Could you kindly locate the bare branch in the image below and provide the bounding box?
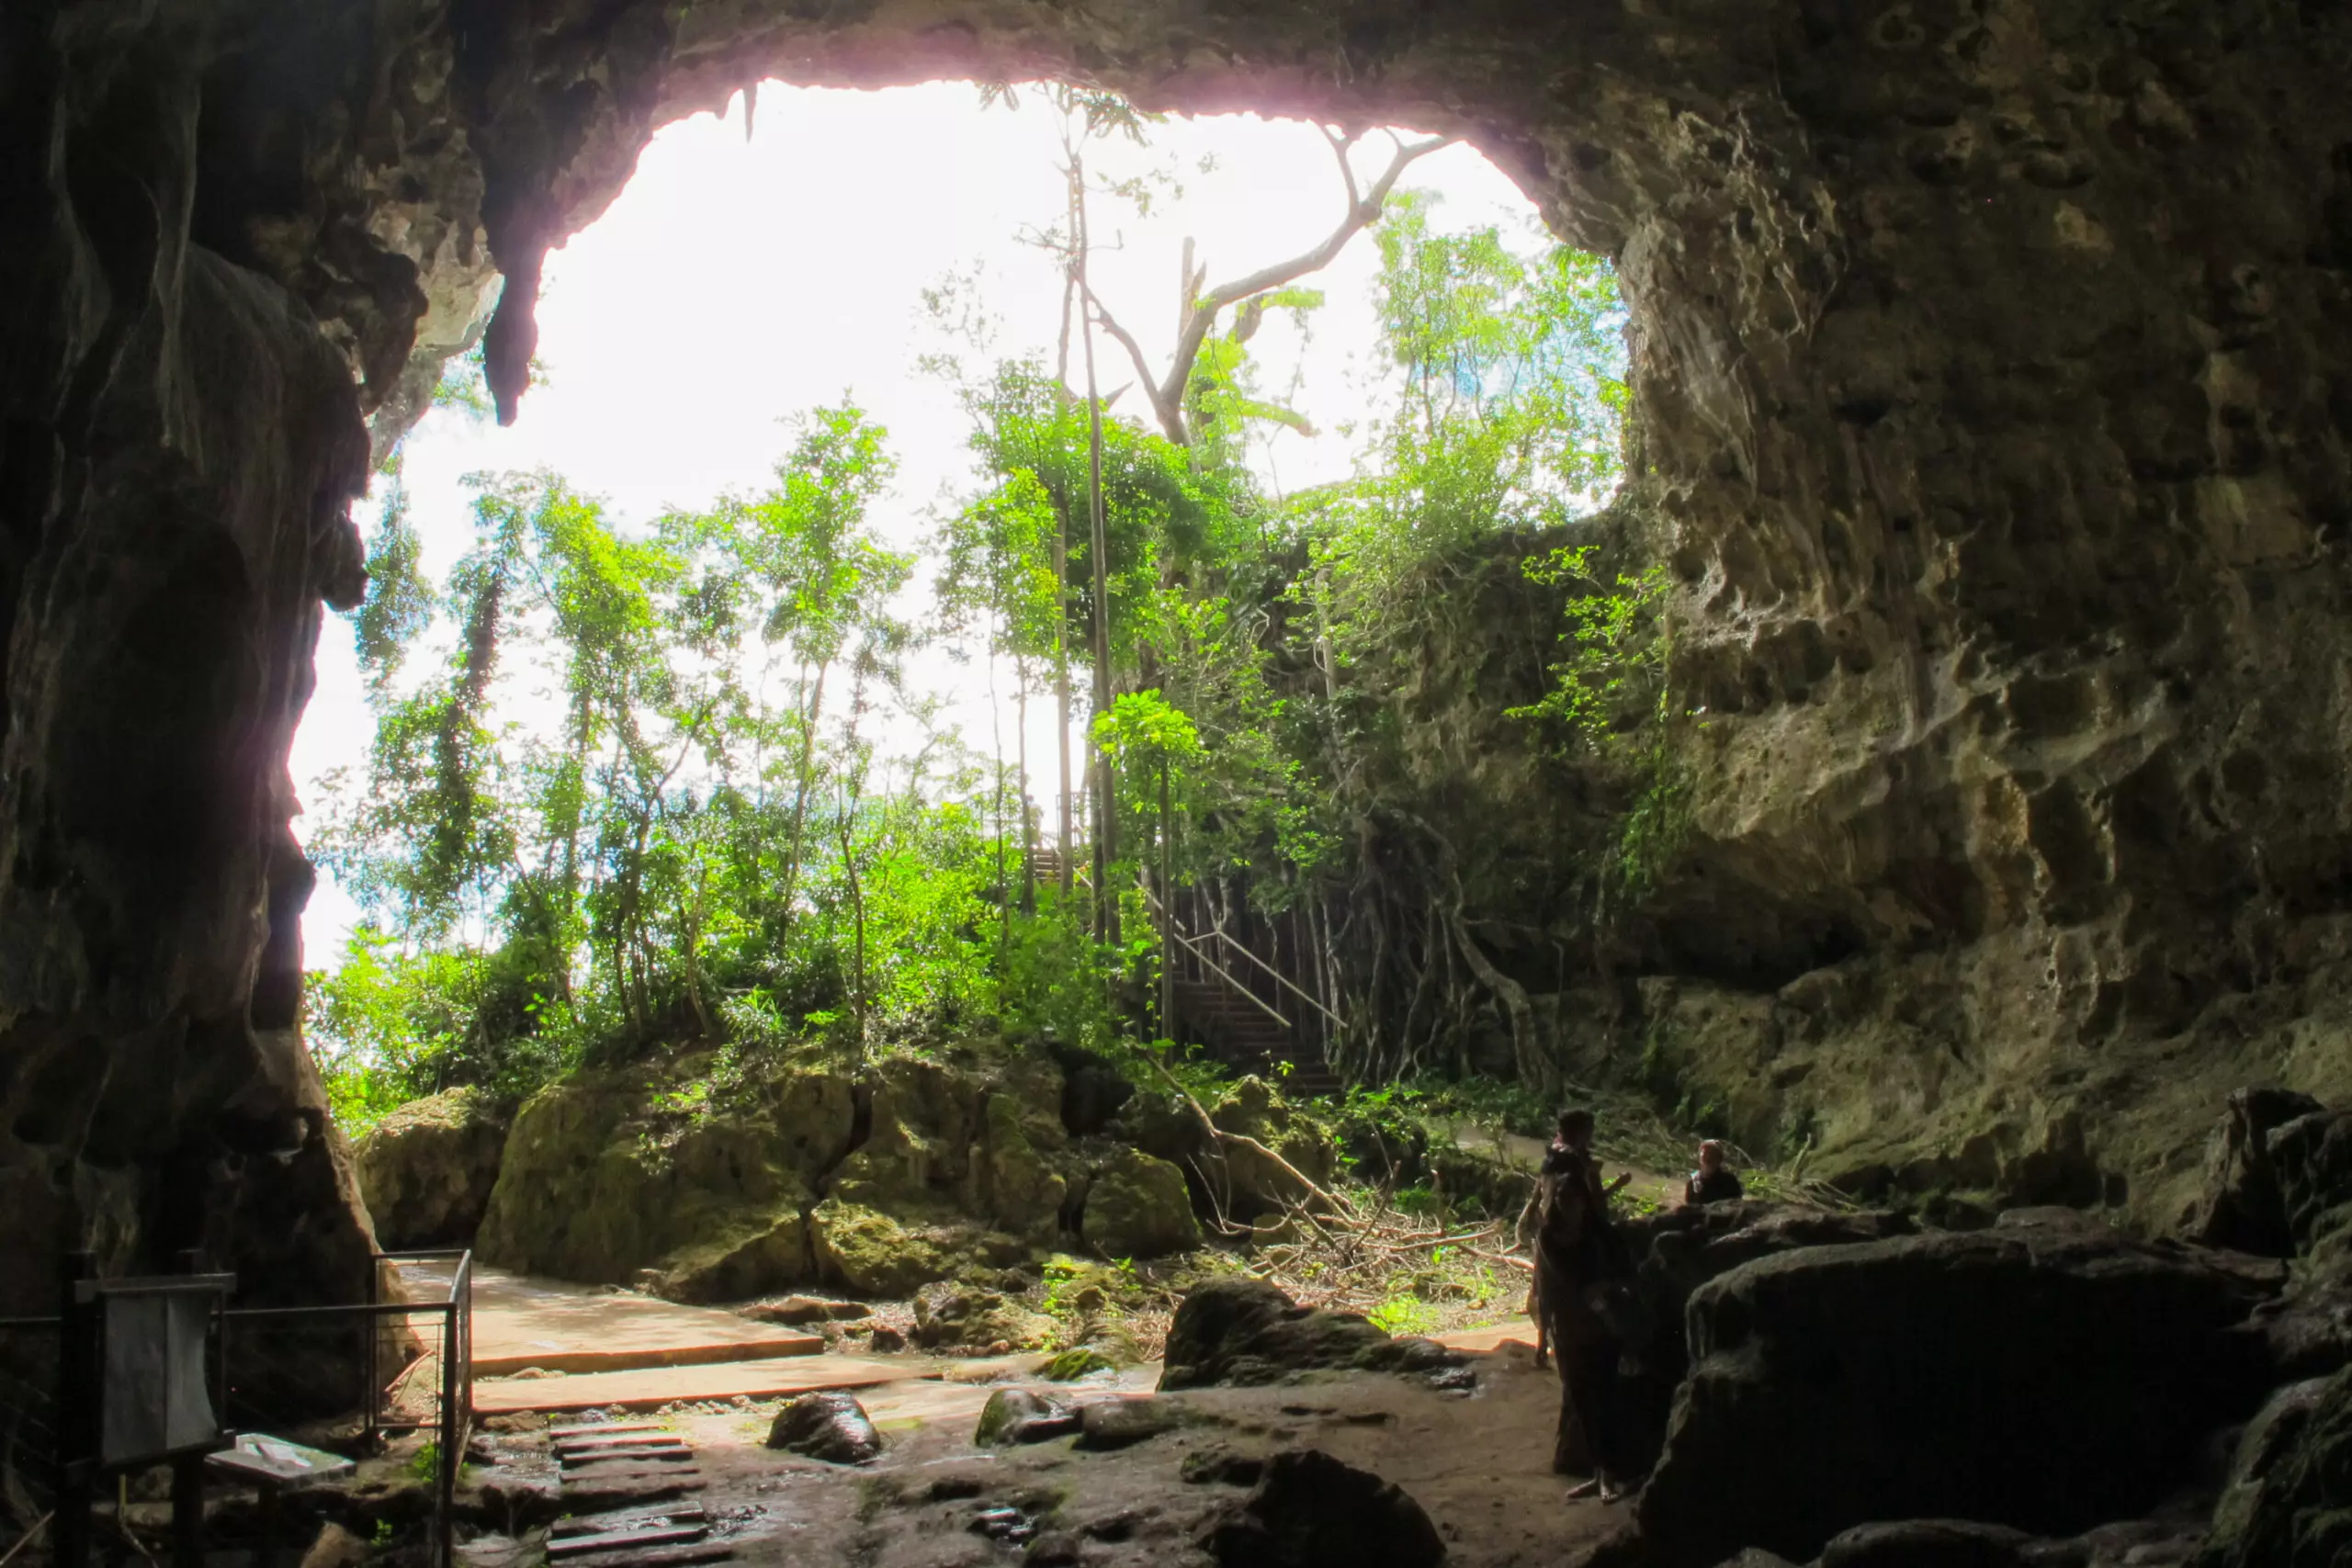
[1087,288,1187,444]
[1152,131,1455,441]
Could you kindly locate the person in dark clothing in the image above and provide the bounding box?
[1532,1108,1637,1501]
[1521,1111,1628,1369]
[1682,1139,1745,1206]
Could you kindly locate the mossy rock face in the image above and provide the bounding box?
[2195,1367,2352,1568]
[911,1280,1053,1352]
[981,1094,1069,1239]
[1082,1148,1200,1259]
[650,1209,811,1303]
[808,1200,947,1297]
[830,1056,988,1210]
[1040,1347,1115,1381]
[476,1067,853,1284]
[356,1088,510,1248]
[1211,1077,1337,1216]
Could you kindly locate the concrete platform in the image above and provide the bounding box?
[473,1354,928,1415]
[398,1263,821,1376]
[1434,1322,1537,1355]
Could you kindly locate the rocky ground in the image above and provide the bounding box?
[330,1060,2352,1568]
[457,1338,1608,1568]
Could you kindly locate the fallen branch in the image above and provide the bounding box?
[1138,1049,1358,1220]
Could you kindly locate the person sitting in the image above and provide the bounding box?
[1682,1139,1745,1206]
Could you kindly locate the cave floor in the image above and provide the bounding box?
[469,1331,1624,1568]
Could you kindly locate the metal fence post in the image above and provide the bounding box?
[52,1251,95,1568]
[363,1255,379,1457]
[437,1292,458,1568]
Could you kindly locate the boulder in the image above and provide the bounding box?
[911,1280,1053,1352]
[1122,1078,1341,1224]
[1077,1396,1182,1450]
[1159,1277,1462,1391]
[1621,1201,1916,1380]
[2206,1376,2335,1550]
[356,1089,511,1248]
[2185,1088,2327,1256]
[1209,1079,1340,1220]
[646,1211,809,1304]
[2247,1284,2352,1381]
[1816,1520,2035,1568]
[1082,1148,1201,1259]
[1634,1221,2285,1567]
[741,1294,868,1325]
[974,1388,1081,1446]
[1040,1348,1116,1381]
[766,1391,884,1464]
[978,1092,1069,1240]
[2269,1109,2352,1281]
[827,1055,988,1211]
[1198,1449,1445,1568]
[476,1066,853,1285]
[808,1201,946,1298]
[2193,1364,2352,1568]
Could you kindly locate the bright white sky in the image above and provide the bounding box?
[291,82,1546,964]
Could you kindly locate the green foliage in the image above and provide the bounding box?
[314,118,1662,1132]
[1366,1294,1441,1337]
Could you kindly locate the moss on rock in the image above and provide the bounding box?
[1082,1148,1200,1259]
[476,1066,853,1287]
[809,1200,947,1297]
[981,1093,1069,1240]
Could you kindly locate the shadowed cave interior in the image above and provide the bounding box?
[4,3,2352,1566]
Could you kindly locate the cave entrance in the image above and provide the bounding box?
[296,78,1622,1131]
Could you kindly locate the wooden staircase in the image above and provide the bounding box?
[1015,844,1346,1099]
[1169,973,1343,1098]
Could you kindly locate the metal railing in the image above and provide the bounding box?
[0,1251,472,1568]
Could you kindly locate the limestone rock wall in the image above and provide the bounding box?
[0,7,375,1308]
[4,0,2350,1283]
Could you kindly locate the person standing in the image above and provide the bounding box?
[1532,1108,1635,1501]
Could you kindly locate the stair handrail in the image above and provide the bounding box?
[1148,886,1342,1031]
[1164,922,1294,1033]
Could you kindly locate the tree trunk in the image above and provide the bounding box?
[778,660,830,932]
[1073,149,1119,945]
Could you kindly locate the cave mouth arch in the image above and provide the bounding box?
[9,0,2349,1314]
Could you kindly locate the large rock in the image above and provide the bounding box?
[2185,1088,2327,1256]
[978,1091,1069,1240]
[1634,1220,2286,1567]
[807,1200,945,1298]
[356,1089,511,1248]
[765,1391,883,1464]
[1159,1277,1461,1391]
[476,1066,854,1288]
[1608,1201,1921,1472]
[826,1056,985,1212]
[1125,1078,1340,1224]
[911,1280,1052,1352]
[974,1387,1080,1446]
[1198,1449,1445,1568]
[2194,1365,2352,1568]
[1082,1148,1201,1259]
[2269,1109,2352,1282]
